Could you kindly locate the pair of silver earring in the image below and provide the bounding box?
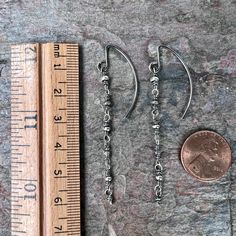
[97,45,193,204]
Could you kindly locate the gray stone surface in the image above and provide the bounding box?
[0,0,236,235]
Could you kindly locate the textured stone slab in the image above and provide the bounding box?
[0,0,236,235]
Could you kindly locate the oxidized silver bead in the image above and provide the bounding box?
[107,195,113,205]
[151,100,159,105]
[103,80,109,86]
[104,100,112,106]
[155,196,162,202]
[156,175,163,181]
[104,126,111,132]
[101,75,109,82]
[105,176,112,182]
[104,149,110,156]
[104,121,110,126]
[103,122,111,131]
[152,110,159,119]
[150,76,159,83]
[104,145,110,151]
[152,124,160,129]
[155,154,161,160]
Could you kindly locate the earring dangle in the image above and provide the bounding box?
[149,45,193,203]
[97,45,138,204]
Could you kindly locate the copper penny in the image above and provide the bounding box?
[181,130,232,181]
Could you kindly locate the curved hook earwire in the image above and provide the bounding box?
[98,44,138,119]
[155,45,193,119]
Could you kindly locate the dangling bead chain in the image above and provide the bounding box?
[150,73,163,203]
[100,73,113,204]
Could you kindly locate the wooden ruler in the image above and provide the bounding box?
[11,43,80,236]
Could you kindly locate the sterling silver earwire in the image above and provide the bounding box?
[97,45,138,204]
[149,45,193,203]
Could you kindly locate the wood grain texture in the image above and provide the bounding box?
[0,0,235,236]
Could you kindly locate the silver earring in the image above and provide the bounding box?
[97,45,138,204]
[149,45,193,203]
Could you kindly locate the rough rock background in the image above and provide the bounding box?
[0,0,236,235]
